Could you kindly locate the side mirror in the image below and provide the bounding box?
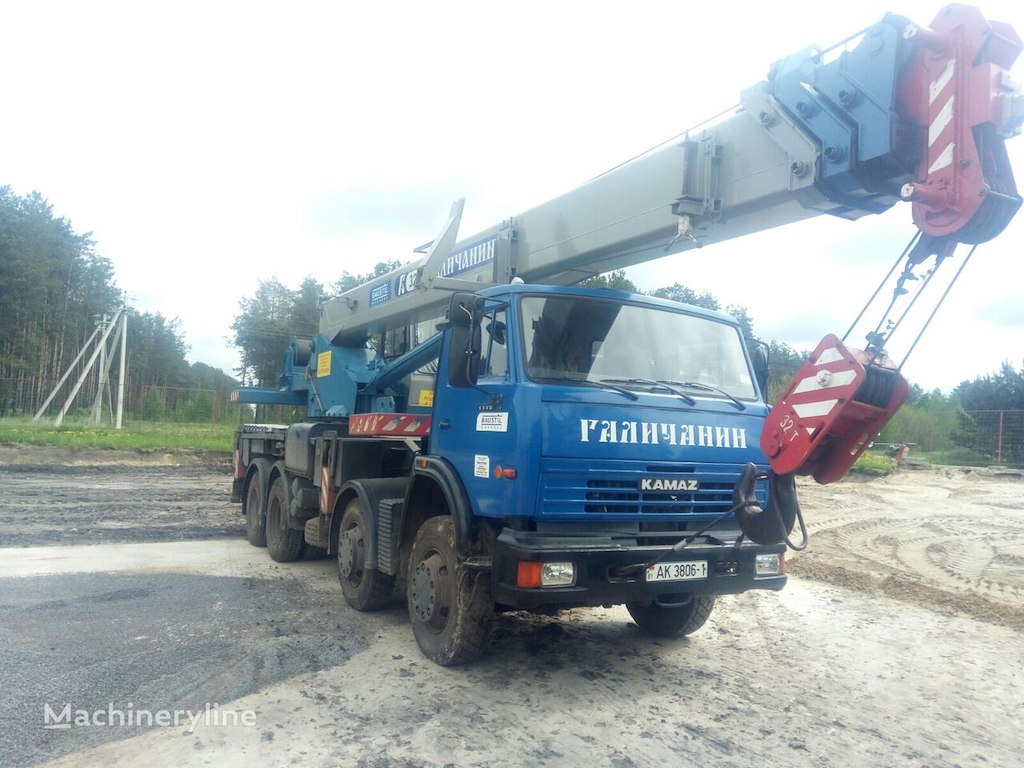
[447,292,482,387]
[752,342,770,400]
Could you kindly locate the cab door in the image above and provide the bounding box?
[429,305,520,519]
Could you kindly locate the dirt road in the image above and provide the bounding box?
[1,447,1021,768]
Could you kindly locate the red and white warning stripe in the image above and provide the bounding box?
[320,465,332,515]
[926,57,956,176]
[785,345,860,425]
[348,413,432,437]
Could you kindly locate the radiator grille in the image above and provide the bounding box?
[539,459,765,520]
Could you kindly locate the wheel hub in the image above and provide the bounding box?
[411,553,450,628]
[339,528,362,581]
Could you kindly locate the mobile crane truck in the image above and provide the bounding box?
[232,4,1022,665]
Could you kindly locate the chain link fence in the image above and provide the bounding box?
[0,378,236,425]
[951,409,1024,466]
[873,408,1024,468]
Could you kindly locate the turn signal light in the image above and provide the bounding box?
[517,561,542,588]
[494,466,517,479]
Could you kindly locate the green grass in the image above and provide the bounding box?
[0,418,236,452]
[852,451,896,475]
[914,448,994,467]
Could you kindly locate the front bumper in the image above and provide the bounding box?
[492,528,786,609]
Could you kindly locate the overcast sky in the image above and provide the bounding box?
[3,0,1022,393]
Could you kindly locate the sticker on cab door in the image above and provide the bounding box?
[476,412,508,432]
[474,455,490,478]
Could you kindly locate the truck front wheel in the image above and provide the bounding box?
[407,516,493,666]
[266,476,302,562]
[626,595,716,638]
[338,499,395,611]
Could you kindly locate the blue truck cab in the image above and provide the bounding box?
[423,284,785,633]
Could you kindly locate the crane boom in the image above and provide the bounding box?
[320,4,1021,349]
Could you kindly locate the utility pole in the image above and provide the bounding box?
[89,315,109,425]
[32,325,102,422]
[34,304,129,428]
[51,309,123,427]
[116,310,127,429]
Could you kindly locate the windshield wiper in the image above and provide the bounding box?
[600,378,696,405]
[659,380,747,410]
[538,375,639,400]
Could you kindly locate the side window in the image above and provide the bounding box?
[480,309,508,380]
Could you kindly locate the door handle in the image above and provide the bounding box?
[437,419,451,430]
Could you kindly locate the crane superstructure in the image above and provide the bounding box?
[232,4,1022,664]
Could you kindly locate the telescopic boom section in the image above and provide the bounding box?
[764,4,1022,483]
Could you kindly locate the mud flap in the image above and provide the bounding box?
[732,463,807,550]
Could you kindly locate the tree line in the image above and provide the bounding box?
[230,261,400,386]
[0,187,235,420]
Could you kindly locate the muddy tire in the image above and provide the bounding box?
[407,516,492,666]
[266,476,302,563]
[626,595,715,638]
[338,498,395,611]
[243,461,269,547]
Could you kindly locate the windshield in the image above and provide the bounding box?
[520,295,757,399]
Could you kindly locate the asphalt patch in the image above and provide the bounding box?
[0,571,367,767]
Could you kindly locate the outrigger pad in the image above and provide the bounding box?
[732,463,799,546]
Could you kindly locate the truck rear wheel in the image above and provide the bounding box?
[338,498,395,611]
[407,516,492,666]
[626,595,715,638]
[266,476,302,562]
[242,459,270,547]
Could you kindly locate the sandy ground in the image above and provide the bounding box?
[1,446,1022,768]
[789,463,1024,631]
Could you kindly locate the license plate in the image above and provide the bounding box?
[645,561,708,582]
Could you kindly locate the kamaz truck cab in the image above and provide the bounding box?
[429,283,783,622]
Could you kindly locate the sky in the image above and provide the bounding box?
[2,0,1022,393]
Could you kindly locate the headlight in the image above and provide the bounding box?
[755,553,782,576]
[540,562,576,587]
